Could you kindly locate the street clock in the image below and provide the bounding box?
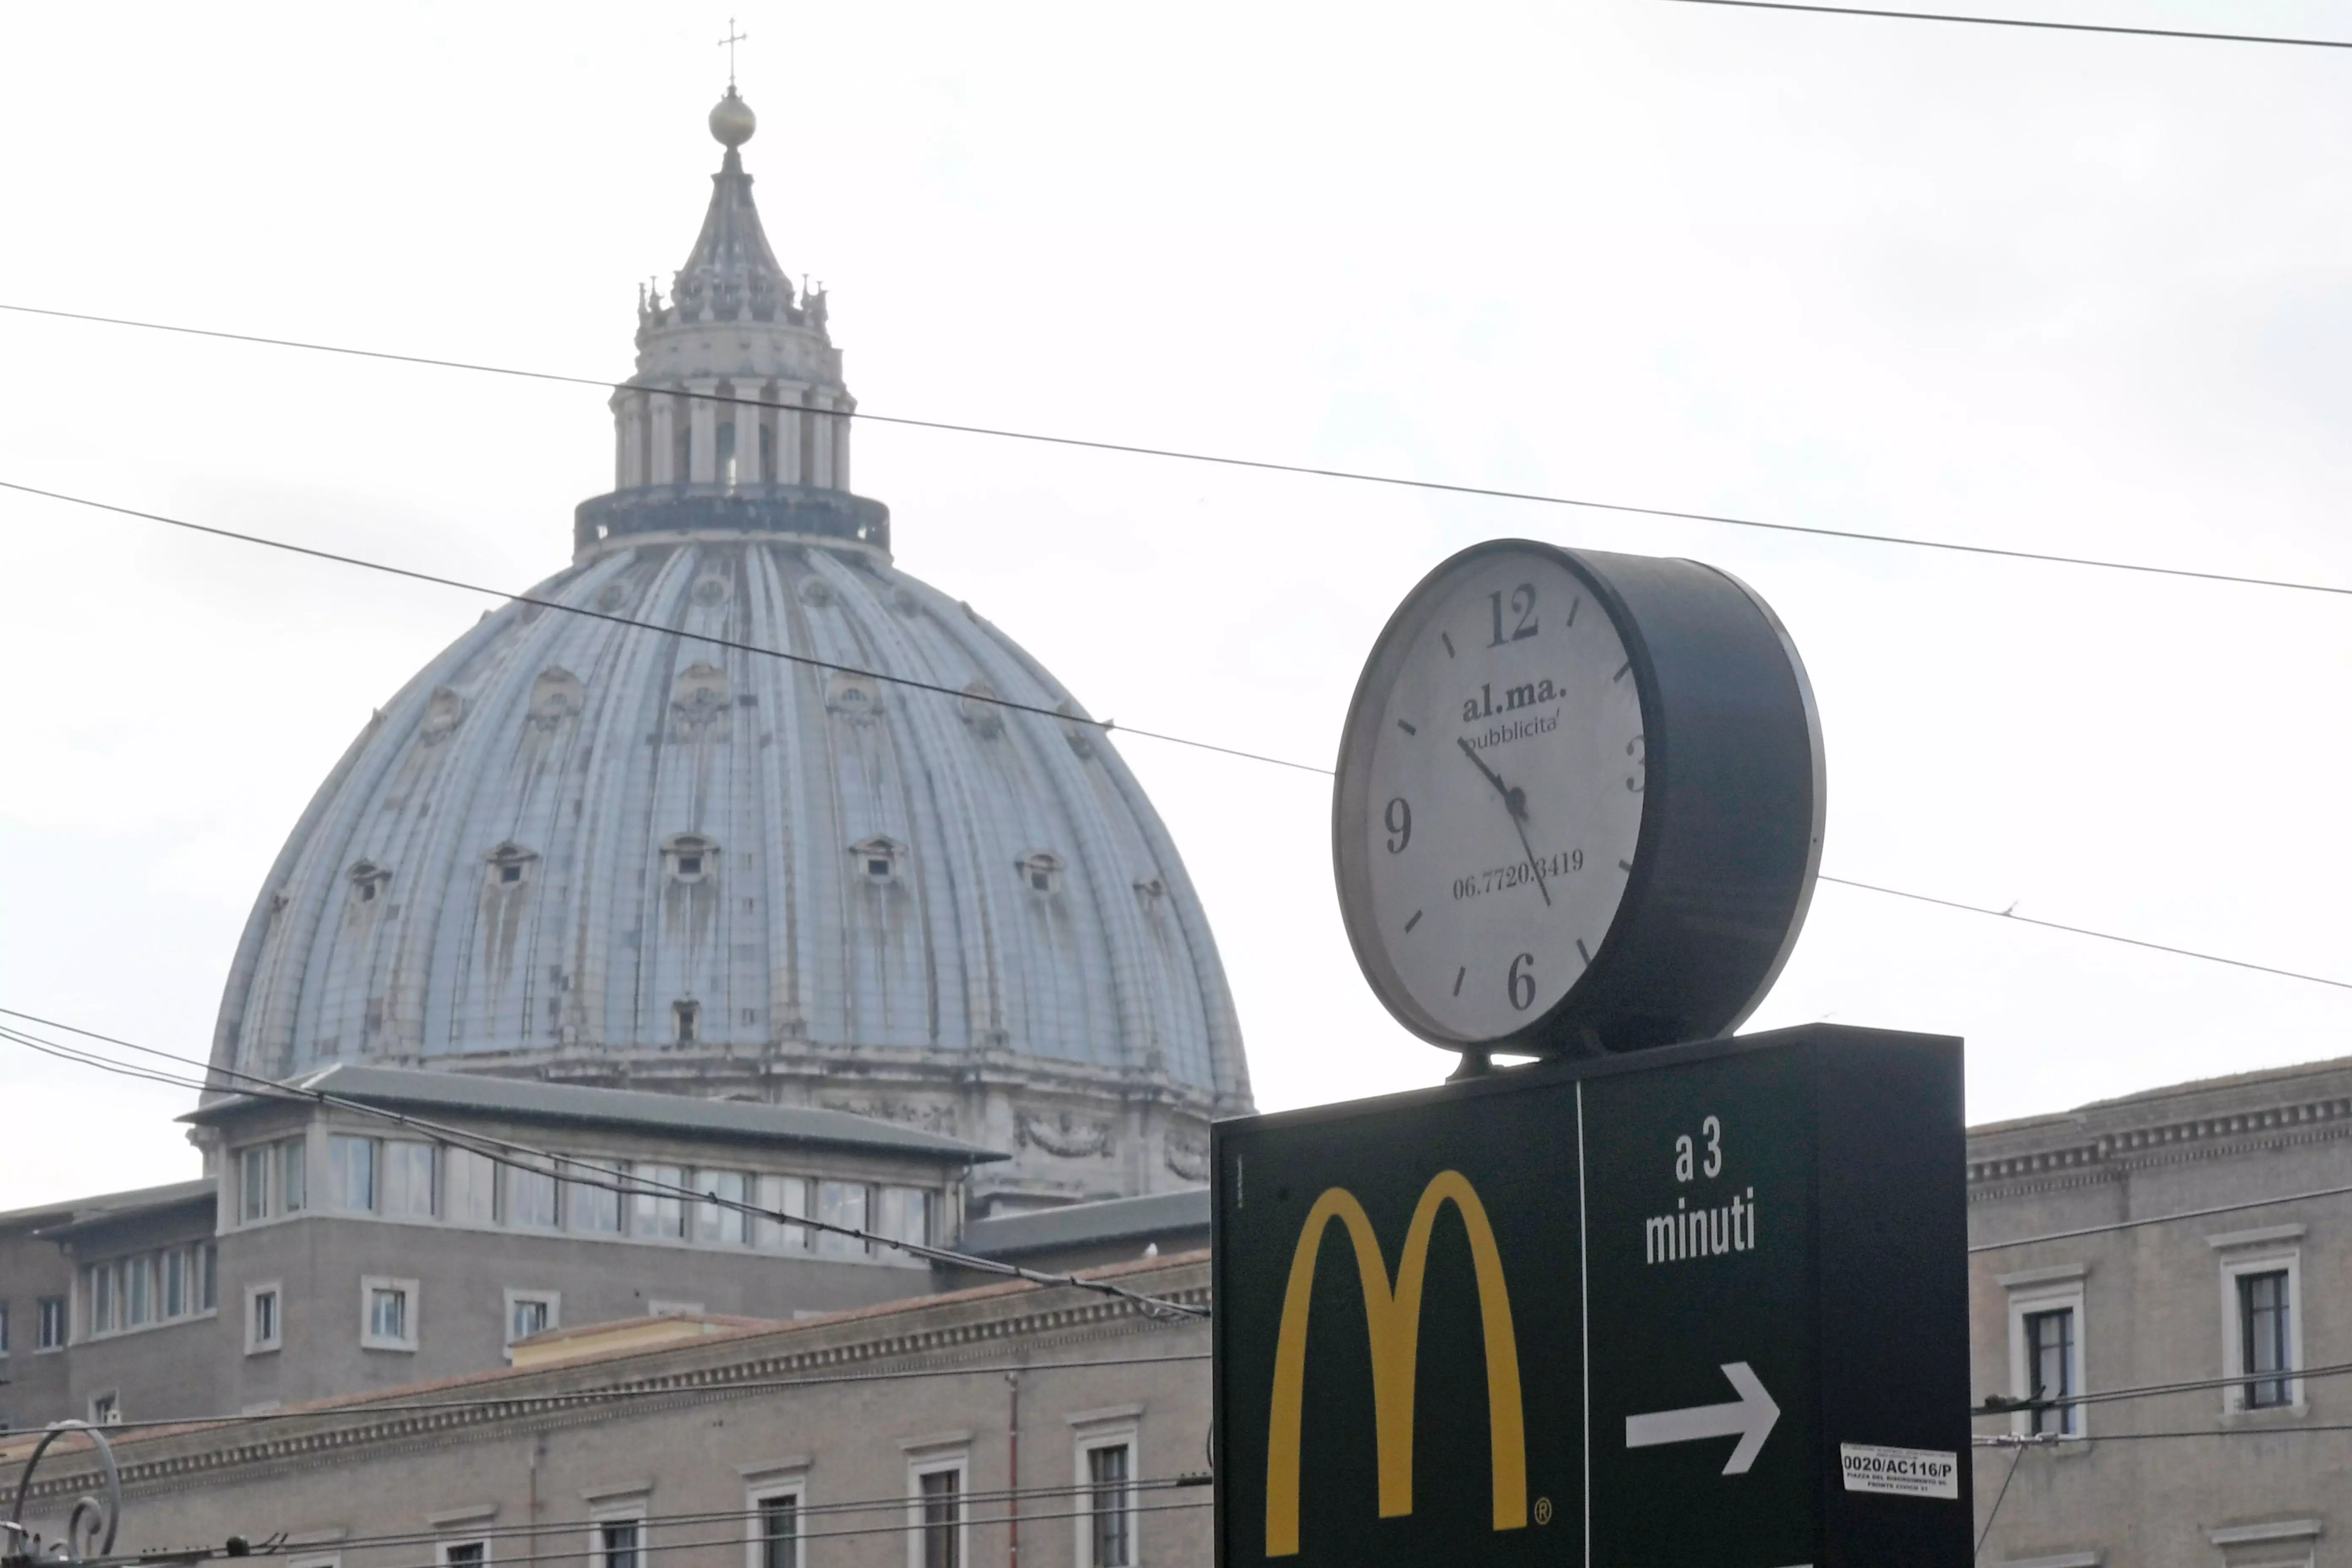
[1332,539,1825,1060]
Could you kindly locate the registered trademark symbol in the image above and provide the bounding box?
[1533,1497,1554,1525]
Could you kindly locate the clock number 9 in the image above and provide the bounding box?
[1507,952,1536,1010]
[1384,798,1412,854]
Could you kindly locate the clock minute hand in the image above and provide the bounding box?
[1457,738,1552,908]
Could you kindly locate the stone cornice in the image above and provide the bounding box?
[4,1265,1211,1507]
[1968,1092,2352,1200]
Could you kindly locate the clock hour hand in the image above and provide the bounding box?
[1457,738,1552,907]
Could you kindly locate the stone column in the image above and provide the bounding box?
[832,398,852,493]
[616,392,647,489]
[772,384,804,486]
[687,379,719,484]
[733,382,765,485]
[808,394,835,490]
[650,391,678,485]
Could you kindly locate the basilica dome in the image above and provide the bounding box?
[207,93,1251,1211]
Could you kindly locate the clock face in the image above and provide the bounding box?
[1339,544,1647,1046]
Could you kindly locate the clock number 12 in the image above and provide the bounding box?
[1487,585,1538,647]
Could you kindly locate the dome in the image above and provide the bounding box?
[207,95,1251,1209]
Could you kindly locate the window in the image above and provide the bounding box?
[596,1519,642,1568]
[664,835,717,884]
[1070,1415,1140,1568]
[818,1180,868,1259]
[88,1263,117,1335]
[853,838,903,882]
[362,1277,419,1351]
[508,1161,561,1230]
[2214,1229,2305,1414]
[569,1159,624,1234]
[1017,851,1064,896]
[1086,1443,1132,1568]
[280,1137,308,1213]
[2022,1309,2076,1436]
[383,1141,437,1219]
[694,1171,749,1245]
[2241,1270,2292,1408]
[240,1144,272,1222]
[876,1187,933,1253]
[504,1290,559,1350]
[38,1297,66,1350]
[755,1175,811,1252]
[198,1243,218,1312]
[440,1543,487,1568]
[331,1134,378,1211]
[246,1284,282,1354]
[445,1146,500,1227]
[0,1303,9,1356]
[89,1391,120,1426]
[126,1255,152,1328]
[751,1494,800,1568]
[164,1247,187,1318]
[915,1468,962,1568]
[673,1001,700,1045]
[2000,1265,2087,1439]
[632,1164,685,1239]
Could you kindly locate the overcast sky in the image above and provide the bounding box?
[3,0,2349,1210]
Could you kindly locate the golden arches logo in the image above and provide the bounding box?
[1263,1170,1527,1557]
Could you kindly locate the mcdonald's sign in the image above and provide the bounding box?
[1212,1023,1975,1568]
[1263,1171,1525,1556]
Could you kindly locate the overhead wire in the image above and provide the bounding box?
[0,1010,1211,1322]
[7,481,2350,1001]
[1649,0,2352,50]
[1972,1356,2352,1417]
[1818,876,2352,993]
[0,479,1328,779]
[1969,1178,2352,1252]
[5,302,2352,602]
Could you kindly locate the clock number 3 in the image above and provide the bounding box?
[1384,797,1412,853]
[1625,733,1646,793]
[1506,952,1536,1010]
[1487,584,1539,647]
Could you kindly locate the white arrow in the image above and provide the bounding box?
[1623,1361,1782,1475]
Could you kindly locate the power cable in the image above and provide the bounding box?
[0,479,1329,778]
[10,481,2352,999]
[1970,1179,2352,1253]
[1818,876,2352,992]
[1973,1356,2352,1417]
[1974,1441,2025,1560]
[1650,0,2352,50]
[1980,1423,2352,1445]
[6,302,2352,602]
[0,1012,1210,1322]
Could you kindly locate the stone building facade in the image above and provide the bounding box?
[0,1067,995,1431]
[2,1255,1211,1568]
[1968,1055,2352,1568]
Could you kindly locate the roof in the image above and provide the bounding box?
[959,1187,1209,1257]
[1966,1052,2352,1141]
[180,1063,1003,1163]
[0,1177,215,1237]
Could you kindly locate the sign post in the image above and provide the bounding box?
[1211,1023,1971,1568]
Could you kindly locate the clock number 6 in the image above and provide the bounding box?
[1506,952,1536,1010]
[1384,798,1412,853]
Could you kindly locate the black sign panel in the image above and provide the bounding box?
[1211,1024,1970,1568]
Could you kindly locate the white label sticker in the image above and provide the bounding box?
[1839,1442,1959,1499]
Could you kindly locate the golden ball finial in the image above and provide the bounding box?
[710,89,756,149]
